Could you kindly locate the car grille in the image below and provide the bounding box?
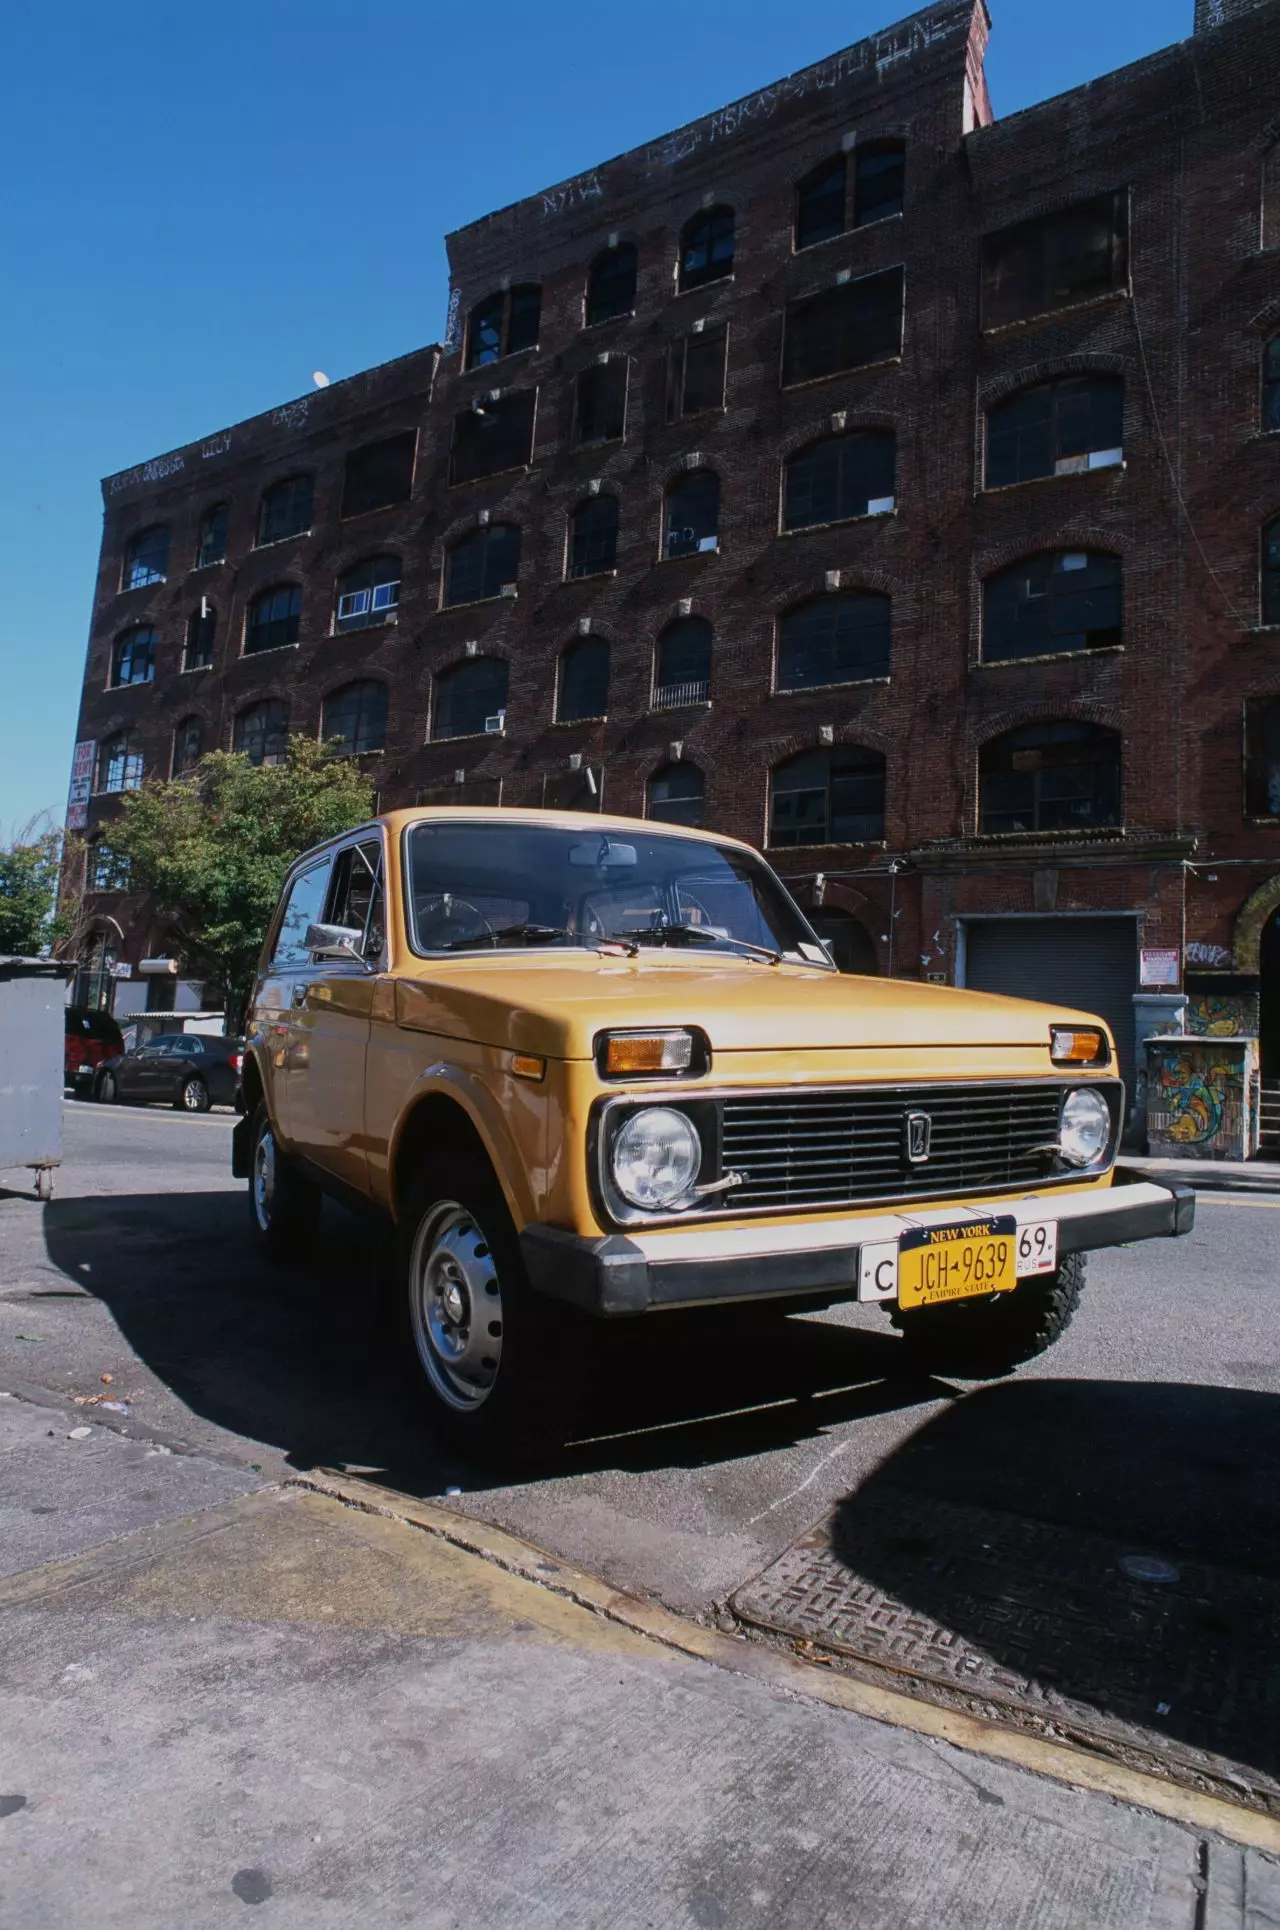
[718,1082,1070,1212]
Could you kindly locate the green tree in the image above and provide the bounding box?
[0,828,73,957]
[108,738,374,1021]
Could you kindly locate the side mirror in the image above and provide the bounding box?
[304,922,365,962]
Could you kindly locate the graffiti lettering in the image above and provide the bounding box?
[1184,940,1233,968]
[108,451,185,494]
[201,434,231,460]
[541,172,603,217]
[443,286,462,351]
[271,399,310,430]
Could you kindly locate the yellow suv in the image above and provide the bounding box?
[233,808,1193,1449]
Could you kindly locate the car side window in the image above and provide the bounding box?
[173,1037,200,1057]
[325,840,385,961]
[271,860,332,969]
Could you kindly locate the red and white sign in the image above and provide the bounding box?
[66,740,96,831]
[1140,947,1181,988]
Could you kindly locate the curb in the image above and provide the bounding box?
[293,1469,1280,1860]
[1124,1160,1280,1196]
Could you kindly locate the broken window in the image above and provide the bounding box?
[783,431,896,530]
[568,496,618,578]
[122,524,169,590]
[777,593,892,688]
[465,285,541,368]
[172,716,204,777]
[586,244,637,325]
[257,475,313,547]
[854,141,905,227]
[983,552,1122,662]
[184,603,216,670]
[782,268,904,387]
[986,375,1124,487]
[770,748,886,847]
[982,193,1129,330]
[668,327,727,419]
[335,555,400,632]
[341,433,416,517]
[88,844,131,891]
[96,732,143,794]
[795,156,846,251]
[1245,697,1280,816]
[444,525,521,607]
[234,699,289,768]
[1264,339,1280,432]
[245,584,301,654]
[663,470,719,559]
[679,206,734,291]
[647,762,705,828]
[433,658,509,741]
[979,722,1121,835]
[575,360,628,444]
[653,617,712,709]
[449,390,536,483]
[110,626,156,687]
[195,503,228,569]
[556,636,610,723]
[322,680,388,756]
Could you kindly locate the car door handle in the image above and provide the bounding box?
[291,983,308,1009]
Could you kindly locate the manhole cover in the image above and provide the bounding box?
[731,1488,1280,1811]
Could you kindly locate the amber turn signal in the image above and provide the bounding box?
[1050,1026,1108,1066]
[603,1031,695,1076]
[509,1052,546,1081]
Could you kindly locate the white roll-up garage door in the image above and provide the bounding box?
[962,918,1138,1081]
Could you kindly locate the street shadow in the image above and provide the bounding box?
[818,1377,1280,1787]
[37,1188,941,1495]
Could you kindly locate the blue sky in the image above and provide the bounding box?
[0,0,1189,835]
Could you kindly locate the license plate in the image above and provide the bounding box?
[1016,1219,1058,1276]
[897,1216,1018,1310]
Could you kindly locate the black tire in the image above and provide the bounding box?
[246,1102,320,1261]
[894,1254,1086,1380]
[176,1075,211,1114]
[395,1156,581,1458]
[96,1071,118,1104]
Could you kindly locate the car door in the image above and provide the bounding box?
[169,1036,204,1100]
[256,856,334,1146]
[285,835,384,1194]
[129,1037,173,1099]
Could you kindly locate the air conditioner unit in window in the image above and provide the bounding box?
[371,580,400,610]
[484,711,506,734]
[337,590,371,619]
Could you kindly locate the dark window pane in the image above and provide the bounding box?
[335,555,400,632]
[322,681,388,755]
[341,433,416,518]
[982,193,1128,330]
[449,390,536,483]
[123,525,169,590]
[466,293,504,369]
[854,143,905,227]
[796,157,846,250]
[647,762,705,827]
[664,471,719,559]
[557,637,610,722]
[983,552,1122,662]
[444,526,521,607]
[97,734,143,794]
[586,244,637,325]
[654,618,712,708]
[670,327,727,419]
[184,604,216,669]
[257,476,313,545]
[111,627,156,687]
[433,658,509,741]
[507,284,542,354]
[679,207,735,290]
[1245,698,1280,816]
[575,361,627,444]
[1265,519,1280,625]
[777,594,892,687]
[979,722,1121,835]
[568,496,618,578]
[173,717,204,776]
[466,286,541,367]
[782,268,904,387]
[1265,338,1280,432]
[986,375,1124,488]
[234,700,289,768]
[245,584,302,654]
[770,748,885,846]
[195,504,228,569]
[783,432,896,530]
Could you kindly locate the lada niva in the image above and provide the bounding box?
[233,808,1194,1449]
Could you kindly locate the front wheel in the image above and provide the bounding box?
[894,1254,1086,1380]
[96,1071,117,1104]
[177,1075,210,1113]
[247,1103,320,1261]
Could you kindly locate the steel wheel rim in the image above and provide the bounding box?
[183,1078,206,1111]
[408,1200,503,1412]
[253,1126,276,1232]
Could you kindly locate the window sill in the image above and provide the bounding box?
[980,286,1130,339]
[673,274,735,300]
[778,506,896,537]
[790,211,903,259]
[439,590,518,614]
[1250,625,1280,636]
[564,567,619,585]
[583,310,636,332]
[659,543,720,563]
[766,838,888,855]
[573,434,626,453]
[461,344,538,377]
[240,640,301,659]
[430,729,506,745]
[253,530,313,550]
[179,662,214,675]
[1244,815,1280,826]
[980,457,1125,495]
[332,617,399,639]
[187,560,226,575]
[647,699,711,716]
[972,825,1126,846]
[340,500,413,523]
[774,675,891,695]
[119,578,167,595]
[972,644,1124,671]
[447,463,532,489]
[781,354,902,394]
[106,680,156,693]
[551,714,608,728]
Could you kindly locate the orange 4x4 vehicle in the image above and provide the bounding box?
[234,808,1193,1449]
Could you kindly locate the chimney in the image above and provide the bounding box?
[1195,0,1273,30]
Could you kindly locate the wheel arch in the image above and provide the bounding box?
[388,1073,533,1230]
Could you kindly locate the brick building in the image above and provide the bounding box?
[67,0,1280,1131]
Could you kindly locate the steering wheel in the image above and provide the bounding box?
[415,894,497,949]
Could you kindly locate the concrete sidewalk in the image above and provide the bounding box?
[1,1397,1278,1928]
[1126,1153,1280,1194]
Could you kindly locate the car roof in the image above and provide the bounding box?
[283,807,757,879]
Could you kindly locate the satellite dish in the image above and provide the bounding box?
[312,370,331,388]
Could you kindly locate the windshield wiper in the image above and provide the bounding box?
[443,923,568,952]
[607,923,781,965]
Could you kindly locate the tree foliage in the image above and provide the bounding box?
[0,828,72,957]
[107,739,374,1015]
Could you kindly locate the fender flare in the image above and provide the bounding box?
[387,1063,538,1229]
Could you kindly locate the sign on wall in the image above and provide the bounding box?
[1140,947,1181,988]
[65,740,95,830]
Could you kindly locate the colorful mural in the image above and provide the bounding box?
[1146,1040,1259,1159]
[1186,992,1260,1039]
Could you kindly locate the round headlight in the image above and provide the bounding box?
[1059,1087,1111,1167]
[611,1107,702,1209]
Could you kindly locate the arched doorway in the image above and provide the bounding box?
[808,907,879,975]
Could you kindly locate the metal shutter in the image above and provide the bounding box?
[962,918,1138,1080]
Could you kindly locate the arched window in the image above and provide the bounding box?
[807,908,879,975]
[979,722,1121,836]
[653,617,712,709]
[465,284,541,368]
[195,503,229,569]
[586,244,638,326]
[770,749,886,847]
[256,474,313,546]
[777,593,892,689]
[854,141,906,227]
[647,762,705,828]
[568,496,619,579]
[557,636,610,723]
[433,658,509,741]
[444,525,521,607]
[783,431,896,530]
[1246,697,1280,817]
[986,375,1124,488]
[983,552,1122,662]
[234,699,289,768]
[1265,519,1280,625]
[122,524,169,591]
[1265,339,1280,433]
[245,584,301,654]
[795,156,846,251]
[96,732,143,795]
[184,603,215,670]
[322,681,388,755]
[110,626,156,688]
[172,716,204,777]
[335,555,400,631]
[679,206,734,291]
[663,470,719,559]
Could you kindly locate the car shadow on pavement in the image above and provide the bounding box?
[37,1188,944,1494]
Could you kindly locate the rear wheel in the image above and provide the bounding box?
[894,1255,1086,1380]
[177,1075,210,1113]
[247,1102,320,1261]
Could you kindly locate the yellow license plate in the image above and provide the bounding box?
[898,1217,1018,1309]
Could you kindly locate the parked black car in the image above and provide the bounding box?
[95,1034,244,1112]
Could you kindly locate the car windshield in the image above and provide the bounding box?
[404,820,832,965]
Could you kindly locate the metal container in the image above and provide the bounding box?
[0,956,74,1199]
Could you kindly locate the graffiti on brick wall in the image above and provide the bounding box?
[108,451,185,495]
[1185,940,1233,968]
[201,434,231,460]
[541,172,603,217]
[1148,1046,1245,1149]
[271,399,310,430]
[1187,992,1259,1038]
[443,287,462,352]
